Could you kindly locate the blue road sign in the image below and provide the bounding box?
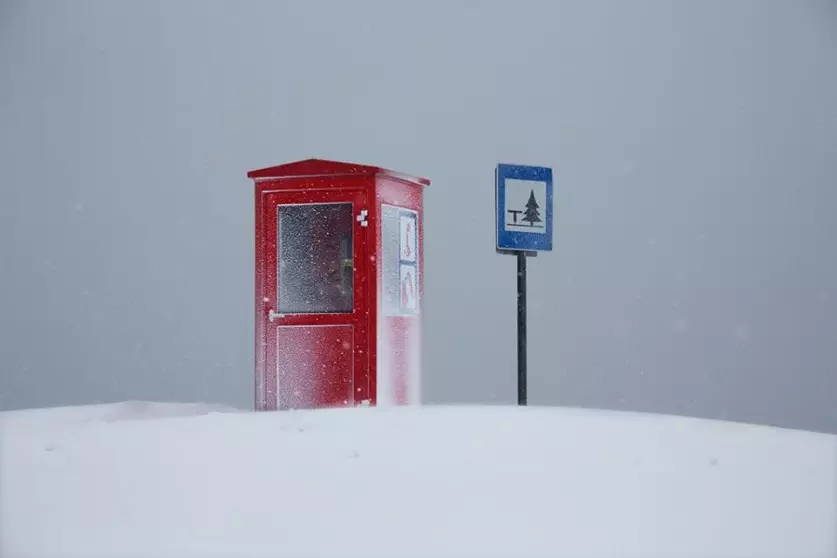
[496,163,553,252]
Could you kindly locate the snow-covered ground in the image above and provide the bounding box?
[1,401,835,558]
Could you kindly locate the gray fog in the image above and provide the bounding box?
[2,1,836,434]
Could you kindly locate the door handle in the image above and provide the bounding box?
[268,309,284,322]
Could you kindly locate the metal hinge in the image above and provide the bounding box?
[356,209,368,227]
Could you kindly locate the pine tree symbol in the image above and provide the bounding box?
[522,190,542,226]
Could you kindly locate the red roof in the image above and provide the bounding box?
[246,158,430,187]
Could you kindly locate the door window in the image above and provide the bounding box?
[277,203,353,314]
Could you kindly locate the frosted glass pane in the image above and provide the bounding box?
[382,205,419,316]
[382,205,400,315]
[277,203,353,314]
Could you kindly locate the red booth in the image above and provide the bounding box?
[247,158,429,411]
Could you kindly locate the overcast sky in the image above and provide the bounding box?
[2,0,836,434]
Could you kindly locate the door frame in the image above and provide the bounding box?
[258,187,370,410]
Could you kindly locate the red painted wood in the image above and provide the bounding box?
[251,158,429,411]
[275,325,354,409]
[259,184,371,410]
[254,181,265,410]
[375,176,425,406]
[248,157,430,187]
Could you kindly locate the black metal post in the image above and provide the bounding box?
[517,251,527,406]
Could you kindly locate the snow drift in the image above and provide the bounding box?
[1,402,835,558]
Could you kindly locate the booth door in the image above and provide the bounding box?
[262,189,369,410]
